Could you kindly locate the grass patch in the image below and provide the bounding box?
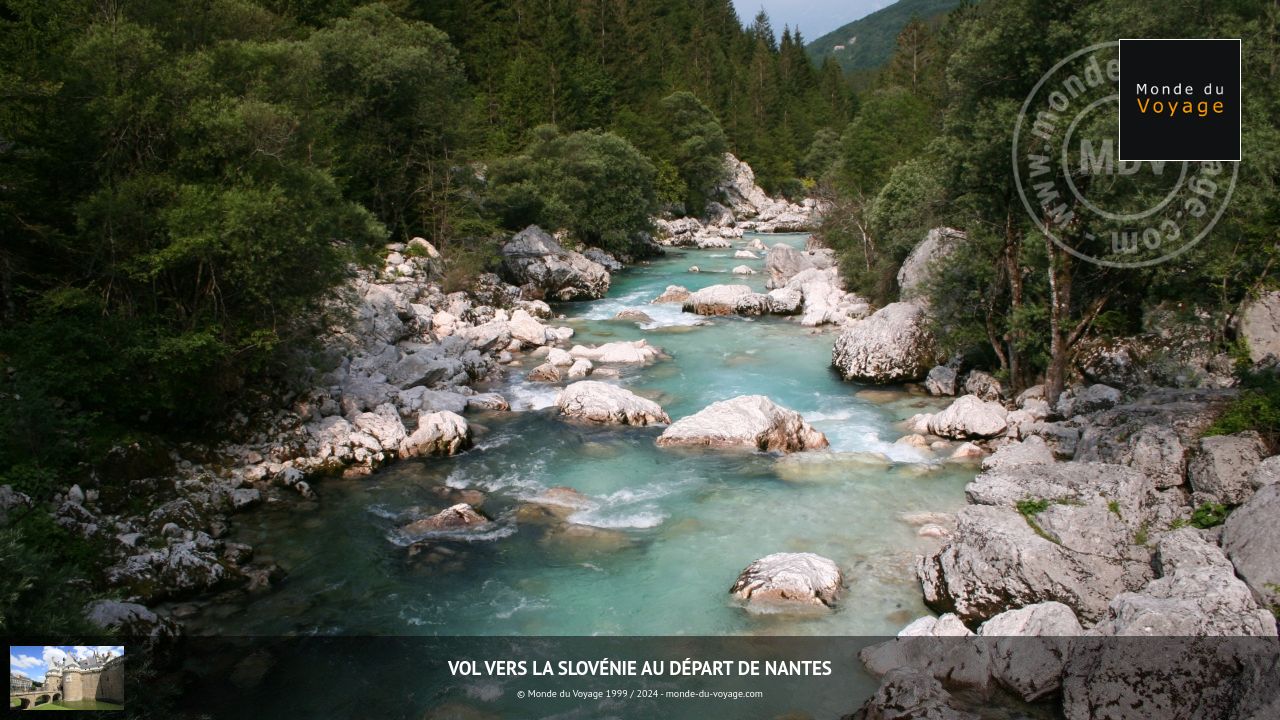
[1190,503,1230,529]
[1015,497,1081,544]
[1134,521,1150,546]
[1016,498,1051,516]
[1107,500,1121,518]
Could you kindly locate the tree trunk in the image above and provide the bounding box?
[1044,236,1072,405]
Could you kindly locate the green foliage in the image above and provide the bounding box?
[659,92,729,213]
[1016,498,1051,516]
[1190,503,1231,529]
[1205,371,1280,445]
[0,514,103,636]
[488,126,657,253]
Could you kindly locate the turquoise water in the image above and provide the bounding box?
[191,233,974,637]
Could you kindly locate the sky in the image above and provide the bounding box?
[10,646,124,684]
[731,0,888,41]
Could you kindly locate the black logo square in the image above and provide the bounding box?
[1119,38,1240,161]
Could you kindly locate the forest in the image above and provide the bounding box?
[0,0,848,632]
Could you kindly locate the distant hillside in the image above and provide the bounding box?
[806,0,963,73]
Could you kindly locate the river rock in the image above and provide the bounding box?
[1073,387,1236,487]
[568,339,662,364]
[763,244,835,289]
[651,285,691,304]
[582,247,623,271]
[734,249,757,259]
[980,436,1055,471]
[731,264,755,275]
[849,668,978,720]
[352,404,407,453]
[979,601,1083,637]
[766,287,803,315]
[614,309,653,324]
[965,461,1183,534]
[925,366,958,396]
[917,503,1153,625]
[927,396,1008,439]
[107,537,229,600]
[399,411,471,457]
[566,358,593,379]
[501,225,610,300]
[527,362,562,382]
[729,552,842,610]
[897,227,964,302]
[703,201,735,227]
[507,308,554,346]
[859,615,993,697]
[400,503,489,536]
[556,381,670,426]
[976,602,1083,702]
[1092,529,1276,636]
[962,371,1004,402]
[1058,383,1122,417]
[84,600,178,640]
[718,153,775,218]
[1187,431,1266,505]
[832,302,937,383]
[1238,289,1280,364]
[1222,483,1280,617]
[657,395,828,453]
[683,284,770,316]
[547,348,573,366]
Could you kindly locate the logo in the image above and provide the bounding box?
[1012,41,1237,268]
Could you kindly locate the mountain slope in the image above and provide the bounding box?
[805,0,962,72]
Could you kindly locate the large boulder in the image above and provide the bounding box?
[925,366,958,396]
[1239,289,1280,364]
[399,411,472,457]
[501,225,610,300]
[784,267,867,326]
[897,227,964,302]
[1187,432,1266,505]
[849,668,979,720]
[763,244,835,289]
[1092,529,1277,636]
[729,552,842,610]
[717,153,774,218]
[917,504,1153,625]
[656,395,828,453]
[1222,483,1280,616]
[964,462,1185,535]
[832,302,937,383]
[556,381,670,426]
[682,284,771,316]
[85,600,179,640]
[927,396,1009,439]
[1074,388,1237,487]
[980,436,1055,471]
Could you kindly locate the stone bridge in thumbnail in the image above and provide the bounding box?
[10,689,62,709]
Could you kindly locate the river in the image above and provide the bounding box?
[188,232,974,637]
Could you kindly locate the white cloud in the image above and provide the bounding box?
[42,647,69,667]
[10,653,42,669]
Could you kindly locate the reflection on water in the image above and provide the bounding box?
[189,233,974,636]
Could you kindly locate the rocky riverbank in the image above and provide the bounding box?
[837,227,1280,718]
